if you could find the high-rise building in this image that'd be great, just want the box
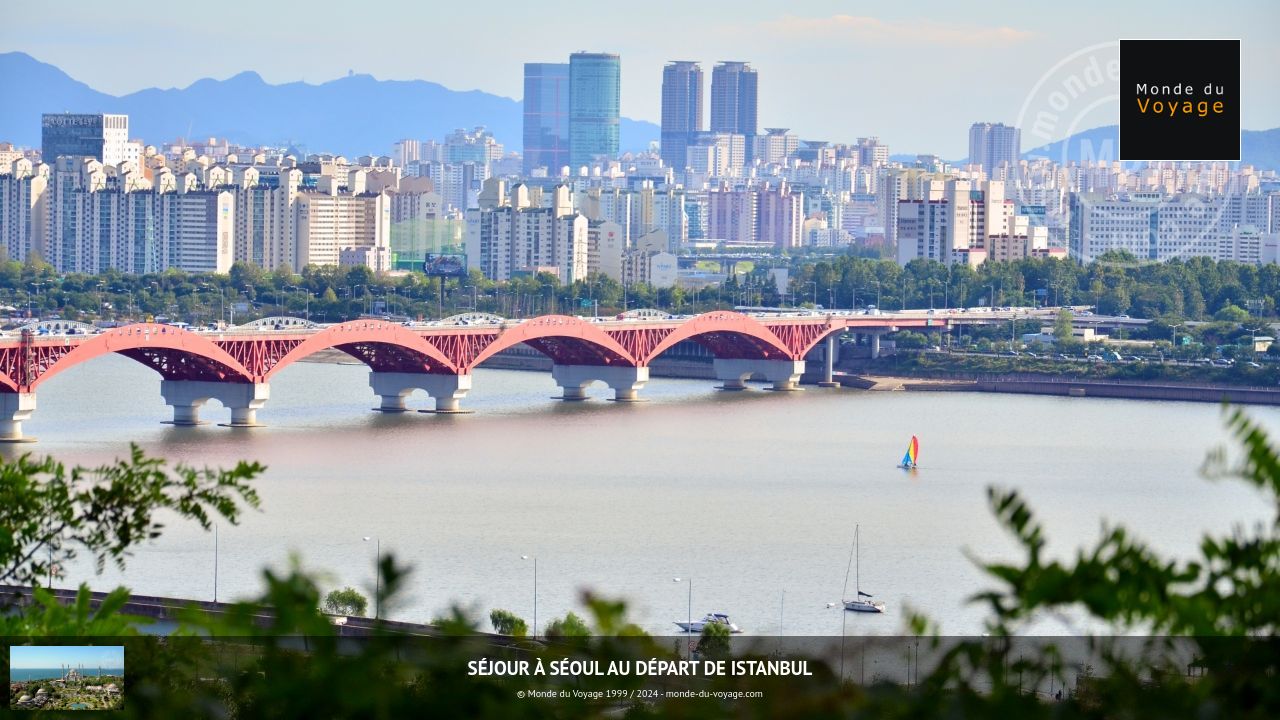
[710,62,758,165]
[0,159,50,263]
[41,113,130,165]
[294,188,391,271]
[1069,191,1271,263]
[568,52,621,169]
[523,63,571,175]
[968,123,1021,175]
[660,61,703,172]
[465,180,587,283]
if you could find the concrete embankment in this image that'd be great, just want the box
[300,349,1280,405]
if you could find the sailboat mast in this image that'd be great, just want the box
[855,524,860,595]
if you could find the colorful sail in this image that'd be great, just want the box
[901,435,919,467]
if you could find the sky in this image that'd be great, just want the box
[3,0,1278,157]
[10,645,125,670]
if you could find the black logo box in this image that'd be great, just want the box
[1119,39,1240,161]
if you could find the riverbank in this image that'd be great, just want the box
[298,347,1280,405]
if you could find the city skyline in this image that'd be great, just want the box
[3,1,1277,158]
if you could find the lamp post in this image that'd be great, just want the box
[807,281,817,308]
[363,536,380,619]
[673,577,692,658]
[213,523,219,603]
[521,555,537,639]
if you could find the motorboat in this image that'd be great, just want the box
[674,613,743,634]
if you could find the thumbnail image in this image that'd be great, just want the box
[8,646,124,711]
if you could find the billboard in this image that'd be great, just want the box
[423,253,467,278]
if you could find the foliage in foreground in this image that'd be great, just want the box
[0,444,262,590]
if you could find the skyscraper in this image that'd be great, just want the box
[523,63,570,175]
[968,123,1021,175]
[710,62,758,164]
[568,52,621,169]
[660,61,703,172]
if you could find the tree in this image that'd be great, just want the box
[488,608,528,637]
[697,620,731,658]
[321,587,368,617]
[544,611,590,638]
[1053,308,1074,342]
[1213,303,1249,323]
[0,445,262,589]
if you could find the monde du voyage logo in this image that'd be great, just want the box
[1120,39,1240,161]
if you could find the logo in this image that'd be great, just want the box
[1119,39,1240,161]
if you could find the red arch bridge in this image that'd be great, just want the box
[0,308,983,441]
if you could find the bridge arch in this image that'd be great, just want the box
[261,319,460,379]
[638,311,793,364]
[467,315,637,370]
[18,323,254,392]
[237,316,320,331]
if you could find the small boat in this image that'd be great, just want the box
[674,613,743,634]
[842,524,886,614]
[899,435,919,469]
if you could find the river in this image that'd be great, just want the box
[6,354,1274,637]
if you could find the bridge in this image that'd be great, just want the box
[0,308,1041,441]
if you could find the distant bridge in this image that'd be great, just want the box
[0,308,1046,441]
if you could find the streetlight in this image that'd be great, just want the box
[808,281,817,309]
[673,577,692,658]
[521,555,538,639]
[363,536,381,619]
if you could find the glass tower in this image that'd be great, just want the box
[660,61,703,172]
[710,62,758,163]
[523,63,570,175]
[568,52,621,169]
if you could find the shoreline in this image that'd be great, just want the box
[299,349,1280,405]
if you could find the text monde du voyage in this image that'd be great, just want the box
[1134,82,1228,118]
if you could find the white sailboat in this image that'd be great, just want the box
[842,524,885,614]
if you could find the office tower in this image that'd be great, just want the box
[660,61,703,172]
[710,62,758,164]
[968,122,1021,175]
[523,63,571,175]
[41,113,130,165]
[568,52,621,169]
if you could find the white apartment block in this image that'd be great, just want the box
[896,179,1059,266]
[465,180,587,284]
[0,159,49,262]
[295,190,390,271]
[1069,192,1273,263]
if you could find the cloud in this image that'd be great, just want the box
[755,14,1034,48]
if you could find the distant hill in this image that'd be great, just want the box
[0,52,659,156]
[1023,124,1280,171]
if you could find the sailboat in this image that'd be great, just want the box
[842,524,886,614]
[899,435,919,469]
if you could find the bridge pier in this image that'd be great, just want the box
[818,335,839,387]
[369,372,473,413]
[870,332,882,359]
[551,364,649,401]
[714,358,805,391]
[0,392,37,442]
[160,380,270,427]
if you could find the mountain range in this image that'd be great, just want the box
[1022,125,1280,171]
[2,52,1276,170]
[0,51,659,157]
